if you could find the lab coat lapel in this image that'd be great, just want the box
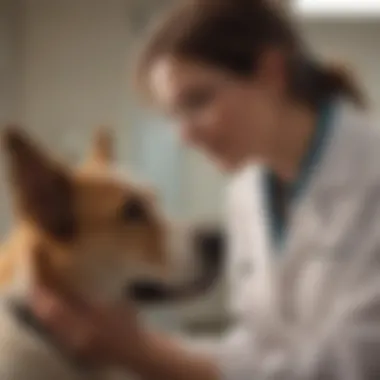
[278,100,370,325]
[243,166,282,323]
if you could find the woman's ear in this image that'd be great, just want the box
[2,126,76,241]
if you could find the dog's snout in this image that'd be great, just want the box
[129,226,226,305]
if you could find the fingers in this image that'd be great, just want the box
[31,287,77,340]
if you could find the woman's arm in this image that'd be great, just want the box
[123,323,256,380]
[128,330,220,380]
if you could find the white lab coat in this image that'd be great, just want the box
[183,99,380,380]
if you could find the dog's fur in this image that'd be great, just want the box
[0,126,215,380]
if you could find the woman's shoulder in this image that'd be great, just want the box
[317,100,380,186]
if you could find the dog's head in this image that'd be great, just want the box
[2,126,225,304]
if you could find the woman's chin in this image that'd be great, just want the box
[216,156,247,174]
[203,147,249,173]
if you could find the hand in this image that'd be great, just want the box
[28,250,149,369]
[27,250,219,380]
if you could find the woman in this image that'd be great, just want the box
[31,0,380,379]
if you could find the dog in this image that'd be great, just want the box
[0,126,225,380]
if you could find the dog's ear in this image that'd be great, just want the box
[2,126,76,242]
[85,126,114,167]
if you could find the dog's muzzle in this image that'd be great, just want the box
[128,227,225,304]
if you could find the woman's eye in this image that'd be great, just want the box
[121,198,147,223]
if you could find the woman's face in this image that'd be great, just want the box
[149,55,284,171]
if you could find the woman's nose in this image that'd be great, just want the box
[179,119,203,146]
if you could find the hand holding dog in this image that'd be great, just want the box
[28,248,151,370]
[28,247,219,380]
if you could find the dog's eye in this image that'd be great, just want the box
[121,198,147,223]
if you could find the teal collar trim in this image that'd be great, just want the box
[264,101,335,251]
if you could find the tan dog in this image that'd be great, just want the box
[0,126,224,380]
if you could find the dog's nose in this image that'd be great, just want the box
[194,227,225,269]
[128,282,170,303]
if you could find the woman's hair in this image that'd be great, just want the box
[136,0,365,108]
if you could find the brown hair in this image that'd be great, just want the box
[136,0,365,108]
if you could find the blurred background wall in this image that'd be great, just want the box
[1,0,379,334]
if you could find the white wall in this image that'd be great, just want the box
[0,0,21,124]
[19,0,132,161]
[0,0,24,234]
